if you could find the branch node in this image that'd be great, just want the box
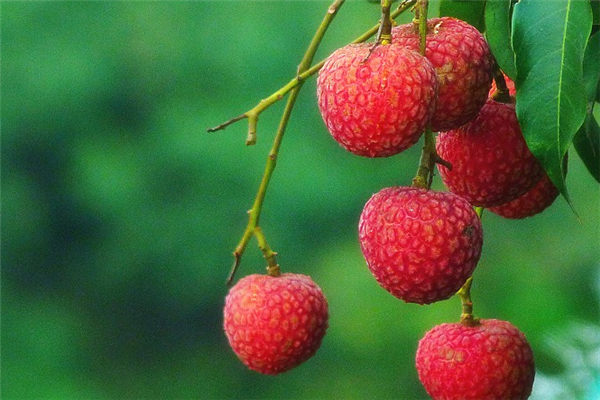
[246,115,259,145]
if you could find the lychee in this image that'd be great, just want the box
[392,17,494,132]
[358,186,483,304]
[317,43,437,157]
[489,171,560,219]
[416,319,535,400]
[436,99,544,207]
[223,273,329,375]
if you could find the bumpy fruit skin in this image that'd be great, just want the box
[358,187,483,304]
[317,43,437,157]
[392,17,494,132]
[416,319,535,400]
[489,172,559,219]
[436,100,544,207]
[223,273,329,375]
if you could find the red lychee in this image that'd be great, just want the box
[392,17,494,132]
[358,187,483,304]
[317,43,437,157]
[489,171,560,219]
[223,273,329,375]
[436,99,544,207]
[416,319,535,400]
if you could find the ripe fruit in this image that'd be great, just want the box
[489,170,560,219]
[436,100,544,207]
[358,187,483,304]
[223,273,329,375]
[317,43,437,157]
[416,319,535,400]
[392,17,494,132]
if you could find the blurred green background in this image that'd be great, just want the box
[2,2,599,399]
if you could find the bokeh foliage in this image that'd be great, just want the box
[1,1,599,399]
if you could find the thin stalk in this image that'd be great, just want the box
[412,0,432,189]
[410,0,451,189]
[227,74,302,285]
[226,0,345,285]
[254,227,280,277]
[412,128,435,189]
[377,0,393,45]
[363,0,394,62]
[457,277,480,327]
[415,0,428,55]
[208,0,417,143]
[491,64,513,104]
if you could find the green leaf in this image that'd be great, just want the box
[592,0,600,26]
[574,112,600,183]
[583,31,600,102]
[512,0,593,204]
[484,0,516,79]
[573,30,600,183]
[439,0,487,32]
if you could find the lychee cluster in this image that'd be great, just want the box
[438,72,562,217]
[317,17,494,158]
[316,15,540,399]
[224,13,542,398]
[392,17,494,132]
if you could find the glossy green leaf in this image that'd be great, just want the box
[439,0,486,32]
[583,31,600,102]
[512,0,593,204]
[574,112,600,183]
[485,0,516,79]
[573,30,600,183]
[592,0,600,26]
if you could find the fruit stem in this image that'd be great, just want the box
[254,227,281,277]
[377,0,393,45]
[410,0,449,190]
[491,66,513,104]
[226,0,345,285]
[363,0,395,62]
[412,0,429,55]
[207,0,417,141]
[412,128,435,188]
[457,277,481,327]
[412,129,451,189]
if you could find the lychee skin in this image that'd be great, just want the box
[392,17,494,132]
[436,100,544,207]
[489,172,559,219]
[416,319,535,400]
[317,43,437,157]
[223,273,329,375]
[358,187,483,304]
